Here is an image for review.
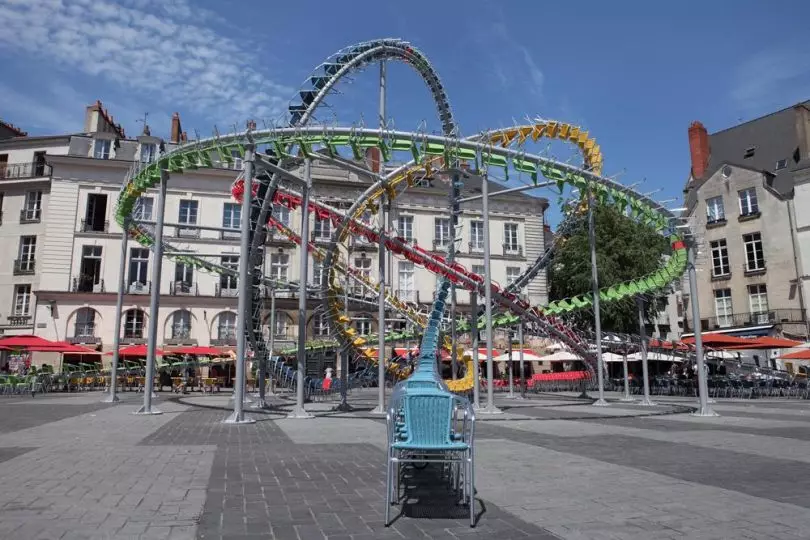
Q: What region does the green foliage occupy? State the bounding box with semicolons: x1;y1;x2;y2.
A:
548;204;669;334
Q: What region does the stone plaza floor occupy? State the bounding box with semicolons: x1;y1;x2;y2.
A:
1;389;810;539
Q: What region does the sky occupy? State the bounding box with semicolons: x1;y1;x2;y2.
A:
1;0;809;227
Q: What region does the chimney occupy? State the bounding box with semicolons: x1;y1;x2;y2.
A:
688;121;710;179
246;119;257;131
365;147;381;173
170;112;182;144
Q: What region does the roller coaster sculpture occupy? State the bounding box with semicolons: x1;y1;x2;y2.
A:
114;38;688;397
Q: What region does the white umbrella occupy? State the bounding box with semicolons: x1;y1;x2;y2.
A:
494;349;545;361
545;341;566;351
539;350;582;362
628;351;681;362
601;352;634;363
463;347;501;360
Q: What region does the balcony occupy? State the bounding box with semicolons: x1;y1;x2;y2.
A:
685;309;806;332
7;315;32;327
175;226;200;239
503;244;523;257
216;283;239;297
211;335;237;346
72;276;105;293
79;219;109;233
1;161;51;180
220;229;241;240
13;258;35;275
165;327;197;346
122;335;147;344
70;324;101;345
127;281;151;295
171;281;198;296
19;208;41;224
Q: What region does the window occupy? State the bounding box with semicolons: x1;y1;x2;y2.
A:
353;255;372;295
174;262;194;293
83;193;108;232
504;223;519;252
748;284;769;323
312;258;324;287
738;188;758;216
709;239;730;277
78;245;103;292
222;202;241;238
133;196;154;222
218;312;237;340
355;315;372;336
140;143;156;163
314;312;330;337
178;199;198;236
33;151;46;176
776;159;788;171
397;215;414;242
706;196;725;223
506;266;521;285
743;147;755;159
94;139;111;159
273;204;290;227
270;253;289;282
220;256;239;293
743;232;765;271
128;248;149;288
472;264;485;278
171;310;192;340
124;310;145;338
22;191;42;222
272;313;289;339
16;236;36;273
470;220;484;250
434;217;451;249
13;284;31;316
398;261;415;301
313;215;331;240
74;307;95;338
713;289;733;328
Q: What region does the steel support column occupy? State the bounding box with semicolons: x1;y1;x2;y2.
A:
506;330;516;398
518;323;526;399
103;222;129;403
589;193;608;407
688;243;717;417
480;172;502;414
620;351;634;402
371;201;387;415
470;292;480;409
636;297;655;406
134;170;167;416
289;159;314;419
225;144;256;424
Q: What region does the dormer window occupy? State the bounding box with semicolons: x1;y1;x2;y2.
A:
94;139;111;160
775;158;787;171
743;147;755;159
140;143;156;163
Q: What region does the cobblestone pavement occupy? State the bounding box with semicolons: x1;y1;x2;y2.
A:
4;390;810;538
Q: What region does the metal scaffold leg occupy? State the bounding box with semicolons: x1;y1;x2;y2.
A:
479;171;502;415
589;192;608;407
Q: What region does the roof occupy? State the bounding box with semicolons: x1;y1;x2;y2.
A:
0;120;27;138
705;101;808;195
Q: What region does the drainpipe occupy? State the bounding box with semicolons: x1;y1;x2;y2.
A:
786;197;809;338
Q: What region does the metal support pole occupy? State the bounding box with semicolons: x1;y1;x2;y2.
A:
449;172;460;380
687;243;717;417
289;159;314;419
371;201;387;415
225;144;256;424
620;351;633;402
589;193;608;407
518;322;526;399
104;223;129;403
334;259;353;412
266;287;276;396
253;286;276;406
506;330;516;398
480;172;502;414
134;171;167;415
470;292;480;409
637;297;655;406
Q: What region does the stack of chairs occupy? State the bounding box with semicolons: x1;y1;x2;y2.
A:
384;278;476;527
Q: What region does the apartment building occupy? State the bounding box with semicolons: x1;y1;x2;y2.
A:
681;102;810;339
0;102;548;368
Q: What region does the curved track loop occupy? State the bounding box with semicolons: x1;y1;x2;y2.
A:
114;38;687;394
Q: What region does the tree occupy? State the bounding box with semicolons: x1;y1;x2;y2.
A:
548;203;670;334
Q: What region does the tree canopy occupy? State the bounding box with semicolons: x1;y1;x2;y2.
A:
548;203;670;334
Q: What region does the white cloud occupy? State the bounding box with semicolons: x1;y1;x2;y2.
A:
731;45;810;113
0;0;293;132
0;81;85;133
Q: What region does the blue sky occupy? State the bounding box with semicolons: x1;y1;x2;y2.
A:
1;0;809;226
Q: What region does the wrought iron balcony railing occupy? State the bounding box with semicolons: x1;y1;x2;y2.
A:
685;309;806;332
79;219;109;233
1;161;50;180
72;276;105;293
171;281;198;296
19;208;41;223
14;258;35;275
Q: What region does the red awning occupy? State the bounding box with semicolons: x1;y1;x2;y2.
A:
681;334;752;348
169;346;223;356
27;342;97;354
780;349;810;360
0;335;59;349
725;337;804;350
648;338;691;351
105;344;165;357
